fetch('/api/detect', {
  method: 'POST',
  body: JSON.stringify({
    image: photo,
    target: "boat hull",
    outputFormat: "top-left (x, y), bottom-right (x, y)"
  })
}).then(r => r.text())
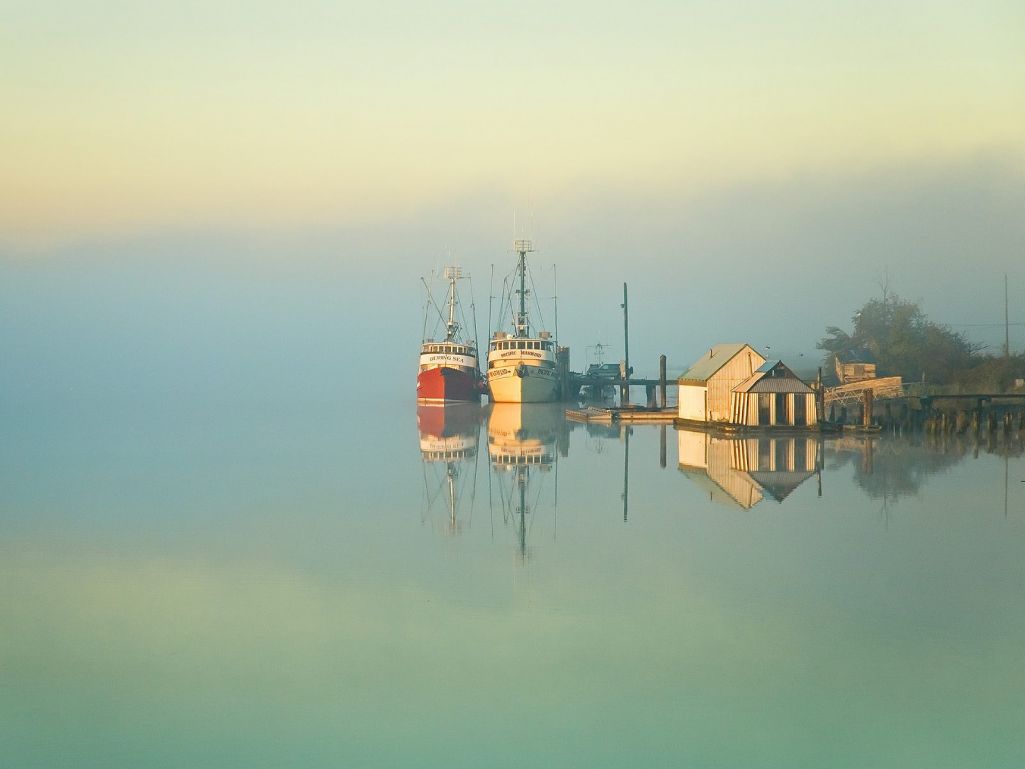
top-left (417, 366), bottom-right (482, 403)
top-left (487, 364), bottom-right (559, 403)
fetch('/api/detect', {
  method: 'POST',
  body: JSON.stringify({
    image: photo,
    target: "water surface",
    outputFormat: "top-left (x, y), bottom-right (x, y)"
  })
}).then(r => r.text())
top-left (2, 401), bottom-right (1024, 768)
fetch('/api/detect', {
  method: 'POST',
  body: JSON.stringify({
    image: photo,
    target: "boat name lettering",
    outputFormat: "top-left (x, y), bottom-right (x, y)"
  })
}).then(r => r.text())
top-left (499, 350), bottom-right (543, 359)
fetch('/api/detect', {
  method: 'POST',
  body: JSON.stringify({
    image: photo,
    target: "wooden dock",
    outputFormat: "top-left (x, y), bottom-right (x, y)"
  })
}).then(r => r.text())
top-left (566, 406), bottom-right (677, 424)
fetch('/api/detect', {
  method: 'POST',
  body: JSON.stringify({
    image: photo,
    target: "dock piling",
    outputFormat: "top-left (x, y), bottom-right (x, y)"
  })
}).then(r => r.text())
top-left (659, 355), bottom-right (667, 409)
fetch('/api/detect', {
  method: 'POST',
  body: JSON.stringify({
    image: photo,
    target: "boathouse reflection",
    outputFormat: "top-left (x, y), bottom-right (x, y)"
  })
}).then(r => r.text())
top-left (677, 429), bottom-right (820, 509)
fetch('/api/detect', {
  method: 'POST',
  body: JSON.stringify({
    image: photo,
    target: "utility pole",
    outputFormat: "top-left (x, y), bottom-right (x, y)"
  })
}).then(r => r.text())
top-left (620, 282), bottom-right (630, 405)
top-left (1005, 273), bottom-right (1010, 362)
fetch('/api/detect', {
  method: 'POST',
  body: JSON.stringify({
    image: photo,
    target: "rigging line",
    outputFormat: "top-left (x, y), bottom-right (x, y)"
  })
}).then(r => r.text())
top-left (420, 459), bottom-right (431, 523)
top-left (527, 472), bottom-right (547, 539)
top-left (420, 276), bottom-right (448, 331)
top-left (495, 463), bottom-right (511, 525)
top-left (506, 274), bottom-right (520, 330)
top-left (553, 263), bottom-right (559, 346)
top-left (421, 282), bottom-right (431, 342)
top-left (527, 262), bottom-right (546, 329)
top-left (487, 264), bottom-right (495, 345)
top-left (554, 452), bottom-right (558, 542)
top-left (487, 428), bottom-right (494, 540)
top-left (469, 417), bottom-right (481, 524)
top-left (423, 465), bottom-right (448, 524)
top-left (425, 472), bottom-right (447, 513)
top-left (468, 275), bottom-right (480, 356)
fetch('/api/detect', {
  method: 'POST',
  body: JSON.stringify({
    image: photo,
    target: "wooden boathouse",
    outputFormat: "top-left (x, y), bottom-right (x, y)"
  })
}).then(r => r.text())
top-left (677, 344), bottom-right (818, 429)
top-left (730, 360), bottom-right (818, 427)
top-left (678, 343), bottom-right (765, 424)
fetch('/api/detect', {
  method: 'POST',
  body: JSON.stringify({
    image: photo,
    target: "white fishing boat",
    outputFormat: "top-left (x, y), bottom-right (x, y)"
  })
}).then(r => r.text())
top-left (486, 240), bottom-right (559, 403)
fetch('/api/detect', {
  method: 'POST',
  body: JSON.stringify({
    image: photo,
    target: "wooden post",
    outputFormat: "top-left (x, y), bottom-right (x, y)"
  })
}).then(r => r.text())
top-left (556, 346), bottom-right (571, 402)
top-left (659, 355), bottom-right (667, 409)
top-left (862, 389), bottom-right (873, 427)
top-left (621, 283), bottom-right (630, 405)
top-left (619, 360), bottom-right (629, 405)
top-left (816, 367), bottom-right (824, 423)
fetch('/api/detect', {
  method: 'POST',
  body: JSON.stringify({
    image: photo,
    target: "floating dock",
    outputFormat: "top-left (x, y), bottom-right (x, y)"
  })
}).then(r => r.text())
top-left (566, 406), bottom-right (677, 424)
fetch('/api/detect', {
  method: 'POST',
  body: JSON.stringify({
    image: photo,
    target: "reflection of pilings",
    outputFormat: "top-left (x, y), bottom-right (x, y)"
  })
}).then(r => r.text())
top-left (660, 425), bottom-right (667, 469)
top-left (622, 426), bottom-right (630, 522)
top-left (883, 396), bottom-right (1025, 436)
top-left (862, 438), bottom-right (874, 475)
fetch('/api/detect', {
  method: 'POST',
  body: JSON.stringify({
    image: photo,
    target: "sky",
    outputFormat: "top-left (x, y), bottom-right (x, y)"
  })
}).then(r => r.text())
top-left (2, 0), bottom-right (1025, 402)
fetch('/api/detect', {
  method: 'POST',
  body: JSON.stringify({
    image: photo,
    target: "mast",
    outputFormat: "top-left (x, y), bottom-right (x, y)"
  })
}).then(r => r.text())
top-left (444, 266), bottom-right (461, 342)
top-left (513, 239), bottom-right (533, 338)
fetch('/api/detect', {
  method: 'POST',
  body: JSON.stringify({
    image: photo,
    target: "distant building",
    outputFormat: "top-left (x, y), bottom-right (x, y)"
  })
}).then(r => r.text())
top-left (678, 344), bottom-right (818, 428)
top-left (834, 349), bottom-right (877, 385)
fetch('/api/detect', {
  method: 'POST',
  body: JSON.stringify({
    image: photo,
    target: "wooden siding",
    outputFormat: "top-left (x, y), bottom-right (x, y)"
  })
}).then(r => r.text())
top-left (731, 391), bottom-right (818, 426)
top-left (678, 384), bottom-right (707, 421)
top-left (705, 347), bottom-right (765, 421)
top-left (835, 359), bottom-right (877, 384)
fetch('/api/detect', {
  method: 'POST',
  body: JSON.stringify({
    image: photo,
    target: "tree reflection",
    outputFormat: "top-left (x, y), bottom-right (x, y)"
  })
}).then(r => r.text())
top-left (826, 431), bottom-right (1025, 502)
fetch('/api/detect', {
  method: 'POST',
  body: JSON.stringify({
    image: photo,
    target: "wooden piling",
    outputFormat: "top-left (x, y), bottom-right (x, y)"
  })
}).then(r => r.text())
top-left (659, 355), bottom-right (667, 409)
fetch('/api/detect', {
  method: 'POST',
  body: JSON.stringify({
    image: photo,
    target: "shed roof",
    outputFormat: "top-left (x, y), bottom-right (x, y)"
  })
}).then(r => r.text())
top-left (678, 343), bottom-right (757, 385)
top-left (733, 360), bottom-right (814, 394)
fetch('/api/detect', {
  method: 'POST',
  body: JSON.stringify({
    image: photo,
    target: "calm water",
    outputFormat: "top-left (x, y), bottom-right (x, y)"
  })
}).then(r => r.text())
top-left (2, 399), bottom-right (1025, 768)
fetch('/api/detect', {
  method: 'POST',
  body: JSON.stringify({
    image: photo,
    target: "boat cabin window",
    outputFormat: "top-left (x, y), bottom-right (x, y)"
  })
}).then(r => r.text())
top-left (490, 339), bottom-right (552, 352)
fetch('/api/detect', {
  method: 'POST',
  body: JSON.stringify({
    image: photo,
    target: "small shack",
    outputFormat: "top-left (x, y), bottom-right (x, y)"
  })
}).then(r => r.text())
top-left (678, 343), bottom-right (766, 423)
top-left (834, 349), bottom-right (877, 385)
top-left (730, 360), bottom-right (818, 427)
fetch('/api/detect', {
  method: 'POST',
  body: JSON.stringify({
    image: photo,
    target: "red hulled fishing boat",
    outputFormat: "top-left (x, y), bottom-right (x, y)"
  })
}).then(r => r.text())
top-left (417, 266), bottom-right (483, 403)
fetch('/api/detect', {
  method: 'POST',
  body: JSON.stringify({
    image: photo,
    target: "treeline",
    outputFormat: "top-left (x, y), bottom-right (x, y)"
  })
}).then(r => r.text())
top-left (818, 292), bottom-right (1025, 391)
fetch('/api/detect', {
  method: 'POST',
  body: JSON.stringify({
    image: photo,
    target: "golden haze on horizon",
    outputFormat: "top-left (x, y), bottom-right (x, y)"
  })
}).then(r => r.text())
top-left (2, 0), bottom-right (1023, 245)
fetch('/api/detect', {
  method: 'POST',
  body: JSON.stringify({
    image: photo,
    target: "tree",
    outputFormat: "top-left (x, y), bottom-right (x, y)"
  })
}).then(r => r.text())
top-left (819, 293), bottom-right (981, 384)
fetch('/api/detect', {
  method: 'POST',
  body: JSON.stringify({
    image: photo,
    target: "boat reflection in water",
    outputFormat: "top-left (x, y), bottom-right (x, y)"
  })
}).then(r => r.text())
top-left (417, 404), bottom-right (484, 535)
top-left (677, 428), bottom-right (820, 510)
top-left (487, 403), bottom-right (562, 559)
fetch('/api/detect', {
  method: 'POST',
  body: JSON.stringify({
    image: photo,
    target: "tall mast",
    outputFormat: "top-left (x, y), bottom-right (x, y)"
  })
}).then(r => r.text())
top-left (1005, 273), bottom-right (1010, 362)
top-left (444, 266), bottom-right (461, 342)
top-left (513, 240), bottom-right (533, 338)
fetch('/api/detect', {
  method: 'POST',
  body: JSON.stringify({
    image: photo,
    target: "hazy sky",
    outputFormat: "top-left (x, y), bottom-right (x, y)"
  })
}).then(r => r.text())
top-left (2, 0), bottom-right (1024, 399)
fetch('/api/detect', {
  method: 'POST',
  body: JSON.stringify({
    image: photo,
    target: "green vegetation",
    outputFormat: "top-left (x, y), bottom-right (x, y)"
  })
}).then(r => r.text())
top-left (819, 291), bottom-right (1025, 391)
